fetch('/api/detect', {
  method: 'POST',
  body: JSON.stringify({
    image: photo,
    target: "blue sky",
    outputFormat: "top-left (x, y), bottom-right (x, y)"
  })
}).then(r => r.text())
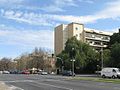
top-left (0, 0), bottom-right (120, 58)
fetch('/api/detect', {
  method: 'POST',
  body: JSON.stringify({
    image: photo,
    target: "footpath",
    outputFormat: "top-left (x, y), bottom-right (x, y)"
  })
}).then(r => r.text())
top-left (0, 82), bottom-right (15, 90)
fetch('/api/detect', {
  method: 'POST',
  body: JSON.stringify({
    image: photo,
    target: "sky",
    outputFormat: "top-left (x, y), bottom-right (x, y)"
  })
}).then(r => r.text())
top-left (0, 0), bottom-right (120, 59)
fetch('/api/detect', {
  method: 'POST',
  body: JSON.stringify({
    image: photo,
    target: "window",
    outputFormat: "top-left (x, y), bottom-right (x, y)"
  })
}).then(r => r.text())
top-left (113, 69), bottom-right (116, 73)
top-left (76, 34), bottom-right (78, 37)
top-left (90, 41), bottom-right (93, 44)
top-left (102, 36), bottom-right (110, 40)
top-left (75, 27), bottom-right (79, 30)
top-left (94, 41), bottom-right (101, 45)
top-left (92, 34), bottom-right (95, 38)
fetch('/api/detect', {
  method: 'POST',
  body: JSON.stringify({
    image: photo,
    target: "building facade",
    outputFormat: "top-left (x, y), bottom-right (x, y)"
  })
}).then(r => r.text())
top-left (54, 22), bottom-right (113, 55)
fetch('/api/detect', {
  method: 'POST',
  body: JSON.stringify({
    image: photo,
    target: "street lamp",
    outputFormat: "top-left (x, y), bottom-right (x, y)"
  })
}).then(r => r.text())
top-left (70, 59), bottom-right (75, 76)
top-left (101, 47), bottom-right (104, 69)
top-left (70, 47), bottom-right (76, 76)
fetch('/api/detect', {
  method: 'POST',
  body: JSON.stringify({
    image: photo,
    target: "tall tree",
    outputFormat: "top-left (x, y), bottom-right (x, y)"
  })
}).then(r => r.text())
top-left (110, 43), bottom-right (120, 68)
top-left (109, 29), bottom-right (120, 46)
top-left (56, 37), bottom-right (98, 73)
top-left (0, 57), bottom-right (13, 70)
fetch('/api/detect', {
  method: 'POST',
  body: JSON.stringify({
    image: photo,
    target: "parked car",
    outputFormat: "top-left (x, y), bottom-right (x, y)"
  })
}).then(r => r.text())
top-left (51, 72), bottom-right (55, 75)
top-left (62, 70), bottom-right (75, 76)
top-left (21, 70), bottom-right (30, 74)
top-left (0, 71), bottom-right (3, 74)
top-left (9, 70), bottom-right (19, 74)
top-left (101, 67), bottom-right (120, 78)
top-left (41, 71), bottom-right (48, 75)
top-left (3, 71), bottom-right (10, 74)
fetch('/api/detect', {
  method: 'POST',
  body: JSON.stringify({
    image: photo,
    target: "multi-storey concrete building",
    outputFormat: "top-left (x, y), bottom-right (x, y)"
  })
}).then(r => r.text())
top-left (54, 22), bottom-right (113, 55)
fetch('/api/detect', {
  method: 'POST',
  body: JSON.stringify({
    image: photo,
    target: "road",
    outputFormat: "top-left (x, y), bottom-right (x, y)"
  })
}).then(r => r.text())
top-left (0, 74), bottom-right (120, 90)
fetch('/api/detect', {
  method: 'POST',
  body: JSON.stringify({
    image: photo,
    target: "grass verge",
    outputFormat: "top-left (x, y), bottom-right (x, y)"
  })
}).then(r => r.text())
top-left (69, 77), bottom-right (120, 84)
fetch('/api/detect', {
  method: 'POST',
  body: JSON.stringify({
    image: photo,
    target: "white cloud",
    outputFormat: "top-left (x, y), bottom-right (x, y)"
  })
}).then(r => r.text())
top-left (1, 0), bottom-right (120, 26)
top-left (42, 0), bottom-right (78, 12)
top-left (78, 0), bottom-right (94, 4)
top-left (42, 0), bottom-right (95, 12)
top-left (96, 0), bottom-right (120, 19)
top-left (0, 9), bottom-right (97, 26)
top-left (0, 0), bottom-right (23, 3)
top-left (1, 10), bottom-right (53, 26)
top-left (0, 25), bottom-right (54, 50)
top-left (51, 0), bottom-right (120, 23)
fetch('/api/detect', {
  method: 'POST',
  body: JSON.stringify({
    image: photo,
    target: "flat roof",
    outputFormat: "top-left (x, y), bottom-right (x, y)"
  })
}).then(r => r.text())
top-left (84, 28), bottom-right (113, 36)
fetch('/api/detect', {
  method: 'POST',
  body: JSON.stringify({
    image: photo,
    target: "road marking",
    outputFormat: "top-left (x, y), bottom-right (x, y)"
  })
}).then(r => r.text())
top-left (1, 80), bottom-right (72, 90)
top-left (0, 81), bottom-right (24, 90)
top-left (32, 81), bottom-right (73, 90)
top-left (114, 87), bottom-right (120, 90)
top-left (0, 80), bottom-right (33, 83)
top-left (9, 85), bottom-right (24, 90)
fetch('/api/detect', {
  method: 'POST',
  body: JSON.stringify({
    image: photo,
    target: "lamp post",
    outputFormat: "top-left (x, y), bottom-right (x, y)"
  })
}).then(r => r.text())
top-left (70, 59), bottom-right (75, 76)
top-left (101, 47), bottom-right (103, 69)
top-left (70, 47), bottom-right (76, 76)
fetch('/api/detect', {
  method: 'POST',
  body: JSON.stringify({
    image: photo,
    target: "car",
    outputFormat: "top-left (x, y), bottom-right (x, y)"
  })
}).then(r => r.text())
top-left (3, 71), bottom-right (10, 74)
top-left (62, 70), bottom-right (75, 76)
top-left (101, 67), bottom-right (120, 78)
top-left (21, 70), bottom-right (30, 74)
top-left (9, 70), bottom-right (19, 74)
top-left (41, 71), bottom-right (48, 75)
top-left (51, 72), bottom-right (55, 75)
top-left (0, 71), bottom-right (3, 74)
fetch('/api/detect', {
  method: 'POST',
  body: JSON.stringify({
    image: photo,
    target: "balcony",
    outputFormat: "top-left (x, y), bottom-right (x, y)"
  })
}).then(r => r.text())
top-left (85, 36), bottom-right (110, 42)
top-left (89, 43), bottom-right (107, 48)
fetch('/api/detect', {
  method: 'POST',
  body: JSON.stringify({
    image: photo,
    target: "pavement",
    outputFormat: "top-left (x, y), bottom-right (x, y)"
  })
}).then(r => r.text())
top-left (0, 82), bottom-right (10, 90)
top-left (0, 74), bottom-right (120, 90)
top-left (0, 81), bottom-right (20, 90)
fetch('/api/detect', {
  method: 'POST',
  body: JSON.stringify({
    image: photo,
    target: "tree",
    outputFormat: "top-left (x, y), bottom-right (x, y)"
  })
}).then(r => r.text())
top-left (0, 57), bottom-right (13, 71)
top-left (109, 30), bottom-right (120, 46)
top-left (16, 47), bottom-right (53, 72)
top-left (109, 43), bottom-right (120, 68)
top-left (103, 49), bottom-right (111, 67)
top-left (107, 30), bottom-right (120, 68)
top-left (56, 37), bottom-right (98, 73)
top-left (56, 51), bottom-right (71, 70)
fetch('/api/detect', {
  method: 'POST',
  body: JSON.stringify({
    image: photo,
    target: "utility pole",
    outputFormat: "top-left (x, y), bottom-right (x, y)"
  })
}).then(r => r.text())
top-left (71, 48), bottom-right (75, 76)
top-left (101, 47), bottom-right (103, 69)
top-left (72, 59), bottom-right (75, 76)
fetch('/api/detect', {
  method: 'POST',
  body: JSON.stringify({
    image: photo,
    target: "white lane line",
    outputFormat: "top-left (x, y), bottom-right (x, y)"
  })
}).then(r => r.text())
top-left (9, 85), bottom-right (24, 90)
top-left (32, 81), bottom-right (73, 90)
top-left (0, 80), bottom-right (33, 83)
top-left (1, 80), bottom-right (73, 90)
top-left (0, 81), bottom-right (24, 90)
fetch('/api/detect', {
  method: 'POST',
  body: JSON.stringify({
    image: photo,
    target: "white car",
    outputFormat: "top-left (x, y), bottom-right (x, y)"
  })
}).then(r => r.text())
top-left (3, 71), bottom-right (10, 74)
top-left (101, 68), bottom-right (120, 78)
top-left (41, 71), bottom-right (48, 75)
top-left (0, 71), bottom-right (3, 74)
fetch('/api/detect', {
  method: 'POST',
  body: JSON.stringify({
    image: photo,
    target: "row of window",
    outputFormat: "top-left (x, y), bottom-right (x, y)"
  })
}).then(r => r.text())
top-left (87, 40), bottom-right (108, 46)
top-left (85, 33), bottom-right (110, 40)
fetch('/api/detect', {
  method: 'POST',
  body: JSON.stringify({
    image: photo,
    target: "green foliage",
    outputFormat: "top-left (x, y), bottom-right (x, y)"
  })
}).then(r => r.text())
top-left (103, 49), bottom-right (111, 67)
top-left (109, 31), bottom-right (120, 46)
top-left (108, 30), bottom-right (120, 68)
top-left (56, 37), bottom-right (98, 73)
top-left (110, 43), bottom-right (120, 68)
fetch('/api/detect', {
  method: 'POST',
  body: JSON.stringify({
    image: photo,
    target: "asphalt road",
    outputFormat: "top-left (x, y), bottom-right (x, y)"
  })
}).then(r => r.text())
top-left (0, 74), bottom-right (120, 90)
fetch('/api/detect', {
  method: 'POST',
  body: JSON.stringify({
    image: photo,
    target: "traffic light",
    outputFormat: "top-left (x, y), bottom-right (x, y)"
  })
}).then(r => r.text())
top-left (52, 54), bottom-right (54, 58)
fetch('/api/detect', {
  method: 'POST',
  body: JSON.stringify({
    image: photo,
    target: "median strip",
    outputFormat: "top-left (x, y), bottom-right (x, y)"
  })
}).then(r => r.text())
top-left (68, 77), bottom-right (120, 84)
